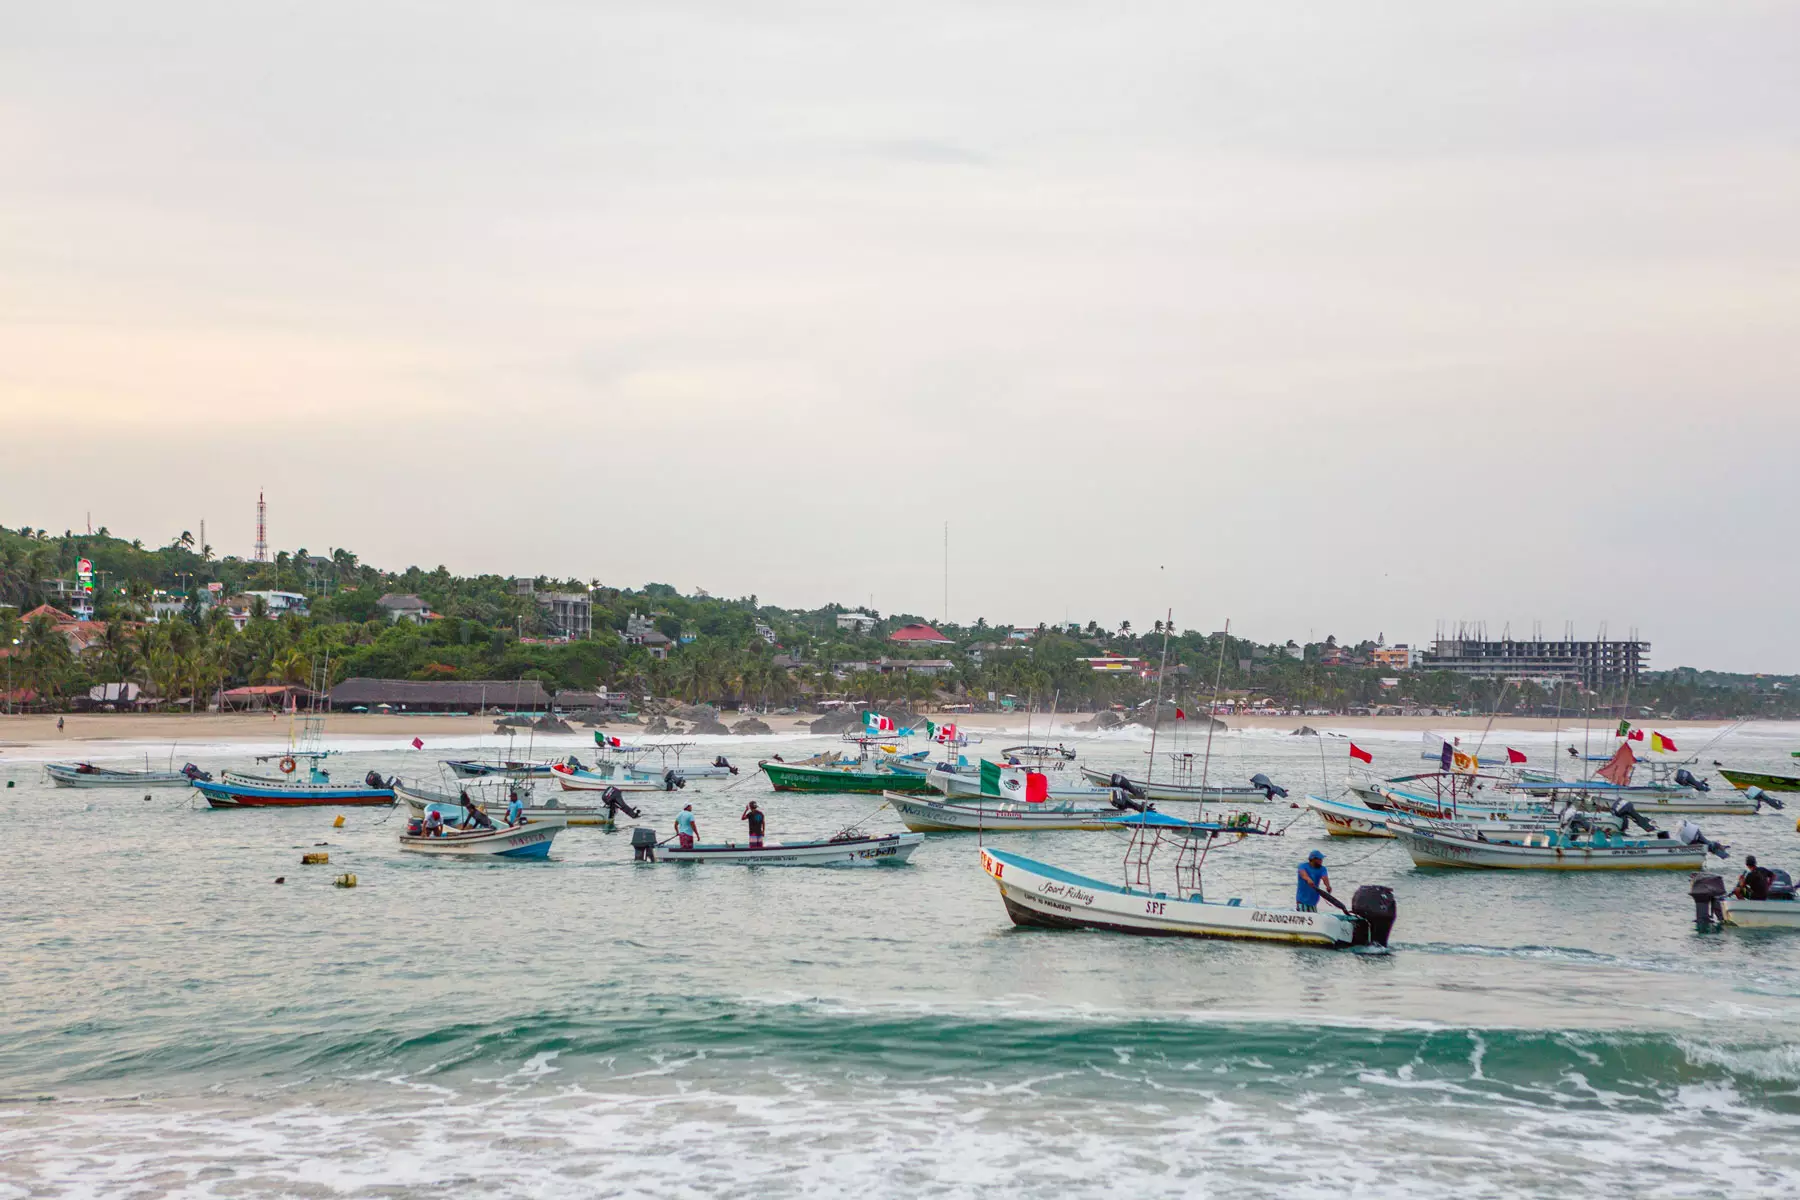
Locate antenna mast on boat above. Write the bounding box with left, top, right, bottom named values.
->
left=1145, top=609, right=1172, bottom=783
left=1197, top=618, right=1229, bottom=800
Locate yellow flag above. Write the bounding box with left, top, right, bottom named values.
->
left=1452, top=751, right=1478, bottom=774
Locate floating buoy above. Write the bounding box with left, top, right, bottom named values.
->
left=275, top=877, right=286, bottom=884
left=334, top=873, right=357, bottom=888
left=302, top=852, right=330, bottom=865
left=144, top=794, right=152, bottom=801
left=4, top=780, right=12, bottom=788
left=333, top=815, right=345, bottom=828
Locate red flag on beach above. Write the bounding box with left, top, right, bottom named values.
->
left=1349, top=743, right=1373, bottom=764
left=1024, top=771, right=1049, bottom=803
left=411, top=737, right=424, bottom=750
left=1175, top=707, right=1186, bottom=720
left=1507, top=747, right=1527, bottom=763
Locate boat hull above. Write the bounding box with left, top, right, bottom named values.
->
left=196, top=775, right=394, bottom=807
left=1718, top=769, right=1800, bottom=794
left=759, top=762, right=935, bottom=794
left=980, top=848, right=1365, bottom=947
left=1304, top=794, right=1396, bottom=838
left=659, top=833, right=924, bottom=866
left=1076, top=766, right=1270, bottom=803
left=399, top=816, right=568, bottom=858
left=395, top=783, right=617, bottom=827
left=933, top=771, right=1116, bottom=803
left=46, top=763, right=193, bottom=788
left=886, top=792, right=1126, bottom=832
left=1391, top=824, right=1706, bottom=870
left=1722, top=898, right=1800, bottom=929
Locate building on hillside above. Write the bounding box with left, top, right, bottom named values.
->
left=623, top=614, right=672, bottom=659
left=889, top=623, right=952, bottom=645
left=754, top=622, right=777, bottom=645
left=328, top=678, right=554, bottom=713
left=836, top=611, right=878, bottom=634
left=1283, top=641, right=1304, bottom=660
left=1078, top=654, right=1147, bottom=673
left=377, top=593, right=434, bottom=624
left=536, top=592, right=592, bottom=639
left=1371, top=644, right=1412, bottom=670
left=876, top=657, right=954, bottom=676
left=1419, top=635, right=1648, bottom=689
left=243, top=590, right=309, bottom=617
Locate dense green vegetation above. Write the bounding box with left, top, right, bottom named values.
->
left=2, top=524, right=1796, bottom=718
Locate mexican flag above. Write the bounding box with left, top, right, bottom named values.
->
left=864, top=712, right=895, bottom=734
left=596, top=733, right=623, bottom=748
left=937, top=722, right=958, bottom=744
left=1616, top=719, right=1632, bottom=738
left=990, top=763, right=1049, bottom=803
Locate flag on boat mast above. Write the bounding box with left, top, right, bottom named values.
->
left=865, top=712, right=895, bottom=734
left=1616, top=719, right=1633, bottom=738
left=1597, top=742, right=1636, bottom=786
left=1349, top=743, right=1373, bottom=764
left=1650, top=732, right=1678, bottom=753
left=411, top=737, right=424, bottom=750
left=1506, top=747, right=1527, bottom=763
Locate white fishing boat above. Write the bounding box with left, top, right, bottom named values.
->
left=394, top=779, right=633, bottom=827
left=1304, top=793, right=1397, bottom=838
left=1723, top=897, right=1800, bottom=929
left=1390, top=821, right=1713, bottom=871
left=1077, top=764, right=1284, bottom=804
left=658, top=831, right=924, bottom=866
left=551, top=761, right=671, bottom=793
left=399, top=807, right=569, bottom=858
left=980, top=810, right=1395, bottom=950
left=46, top=761, right=207, bottom=788
left=885, top=791, right=1131, bottom=833
left=1307, top=792, right=1622, bottom=841
left=932, top=762, right=1120, bottom=803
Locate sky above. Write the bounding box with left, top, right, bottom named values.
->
left=3, top=2, right=1797, bottom=671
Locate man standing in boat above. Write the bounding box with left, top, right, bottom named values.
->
left=675, top=803, right=698, bottom=850
left=1296, top=850, right=1331, bottom=912
left=741, top=800, right=766, bottom=848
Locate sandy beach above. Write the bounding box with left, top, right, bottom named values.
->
left=0, top=711, right=1775, bottom=756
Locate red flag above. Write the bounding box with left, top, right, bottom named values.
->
left=1597, top=743, right=1636, bottom=786
left=1628, top=729, right=1644, bottom=742
left=608, top=736, right=622, bottom=747
left=411, top=737, right=424, bottom=750
left=1652, top=732, right=1678, bottom=753
left=1024, top=771, right=1049, bottom=803
left=1175, top=707, right=1186, bottom=720
left=1507, top=747, right=1526, bottom=764
left=1349, top=743, right=1373, bottom=764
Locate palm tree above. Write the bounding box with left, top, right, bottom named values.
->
left=19, top=613, right=73, bottom=707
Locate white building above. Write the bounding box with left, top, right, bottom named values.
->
left=243, top=590, right=309, bottom=617
left=836, top=611, right=878, bottom=634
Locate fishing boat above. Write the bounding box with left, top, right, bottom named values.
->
left=399, top=806, right=568, bottom=858
left=1304, top=793, right=1398, bottom=838
left=1718, top=768, right=1800, bottom=795
left=445, top=756, right=579, bottom=779
left=885, top=791, right=1134, bottom=832
left=195, top=765, right=395, bottom=808
left=658, top=831, right=924, bottom=866
left=1076, top=764, right=1286, bottom=804
left=394, top=778, right=631, bottom=827
left=980, top=810, right=1395, bottom=949
left=46, top=761, right=208, bottom=788
left=1307, top=792, right=1623, bottom=841
left=1389, top=820, right=1715, bottom=870
left=759, top=737, right=937, bottom=795
left=623, top=742, right=740, bottom=781
left=551, top=760, right=677, bottom=793
left=932, top=759, right=1120, bottom=803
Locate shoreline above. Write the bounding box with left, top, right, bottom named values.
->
left=0, top=711, right=1785, bottom=758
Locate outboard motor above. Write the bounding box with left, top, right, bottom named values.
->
left=1688, top=871, right=1726, bottom=930
left=1108, top=773, right=1148, bottom=801
left=601, top=785, right=642, bottom=821
left=405, top=817, right=423, bottom=836
left=1110, top=793, right=1151, bottom=814
left=180, top=762, right=213, bottom=782
left=1674, top=768, right=1711, bottom=793
left=365, top=770, right=387, bottom=789
left=630, top=825, right=658, bottom=862
left=1349, top=885, right=1397, bottom=947
left=567, top=756, right=586, bottom=772
left=1612, top=800, right=1656, bottom=833
left=1250, top=773, right=1288, bottom=801
left=1768, top=868, right=1796, bottom=901
left=1746, top=786, right=1786, bottom=812
left=663, top=769, right=686, bottom=792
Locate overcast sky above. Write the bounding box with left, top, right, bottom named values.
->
left=4, top=2, right=1797, bottom=670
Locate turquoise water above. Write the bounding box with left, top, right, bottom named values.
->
left=4, top=724, right=1799, bottom=1197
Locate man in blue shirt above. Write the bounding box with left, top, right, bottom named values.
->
left=1296, top=851, right=1331, bottom=912
left=675, top=803, right=699, bottom=850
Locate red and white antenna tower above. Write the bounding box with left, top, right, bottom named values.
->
left=254, top=491, right=268, bottom=562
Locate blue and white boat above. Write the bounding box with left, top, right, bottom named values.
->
left=400, top=803, right=568, bottom=858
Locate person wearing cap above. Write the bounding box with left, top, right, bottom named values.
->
left=1296, top=850, right=1331, bottom=912
left=675, top=803, right=698, bottom=850
left=741, top=800, right=766, bottom=848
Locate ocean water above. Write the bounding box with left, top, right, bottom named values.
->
left=4, top=721, right=1799, bottom=1198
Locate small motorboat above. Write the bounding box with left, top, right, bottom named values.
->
left=980, top=810, right=1395, bottom=950
left=46, top=761, right=209, bottom=788
left=759, top=737, right=938, bottom=795
left=885, top=791, right=1137, bottom=833
left=552, top=761, right=671, bottom=793
left=194, top=762, right=395, bottom=808
left=1390, top=821, right=1714, bottom=870
left=1076, top=765, right=1286, bottom=804
left=658, top=831, right=924, bottom=866
left=400, top=805, right=569, bottom=858
left=394, top=779, right=636, bottom=827
left=1689, top=868, right=1800, bottom=930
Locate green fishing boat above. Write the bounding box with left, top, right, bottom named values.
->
left=759, top=735, right=938, bottom=795
left=1718, top=767, right=1800, bottom=794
